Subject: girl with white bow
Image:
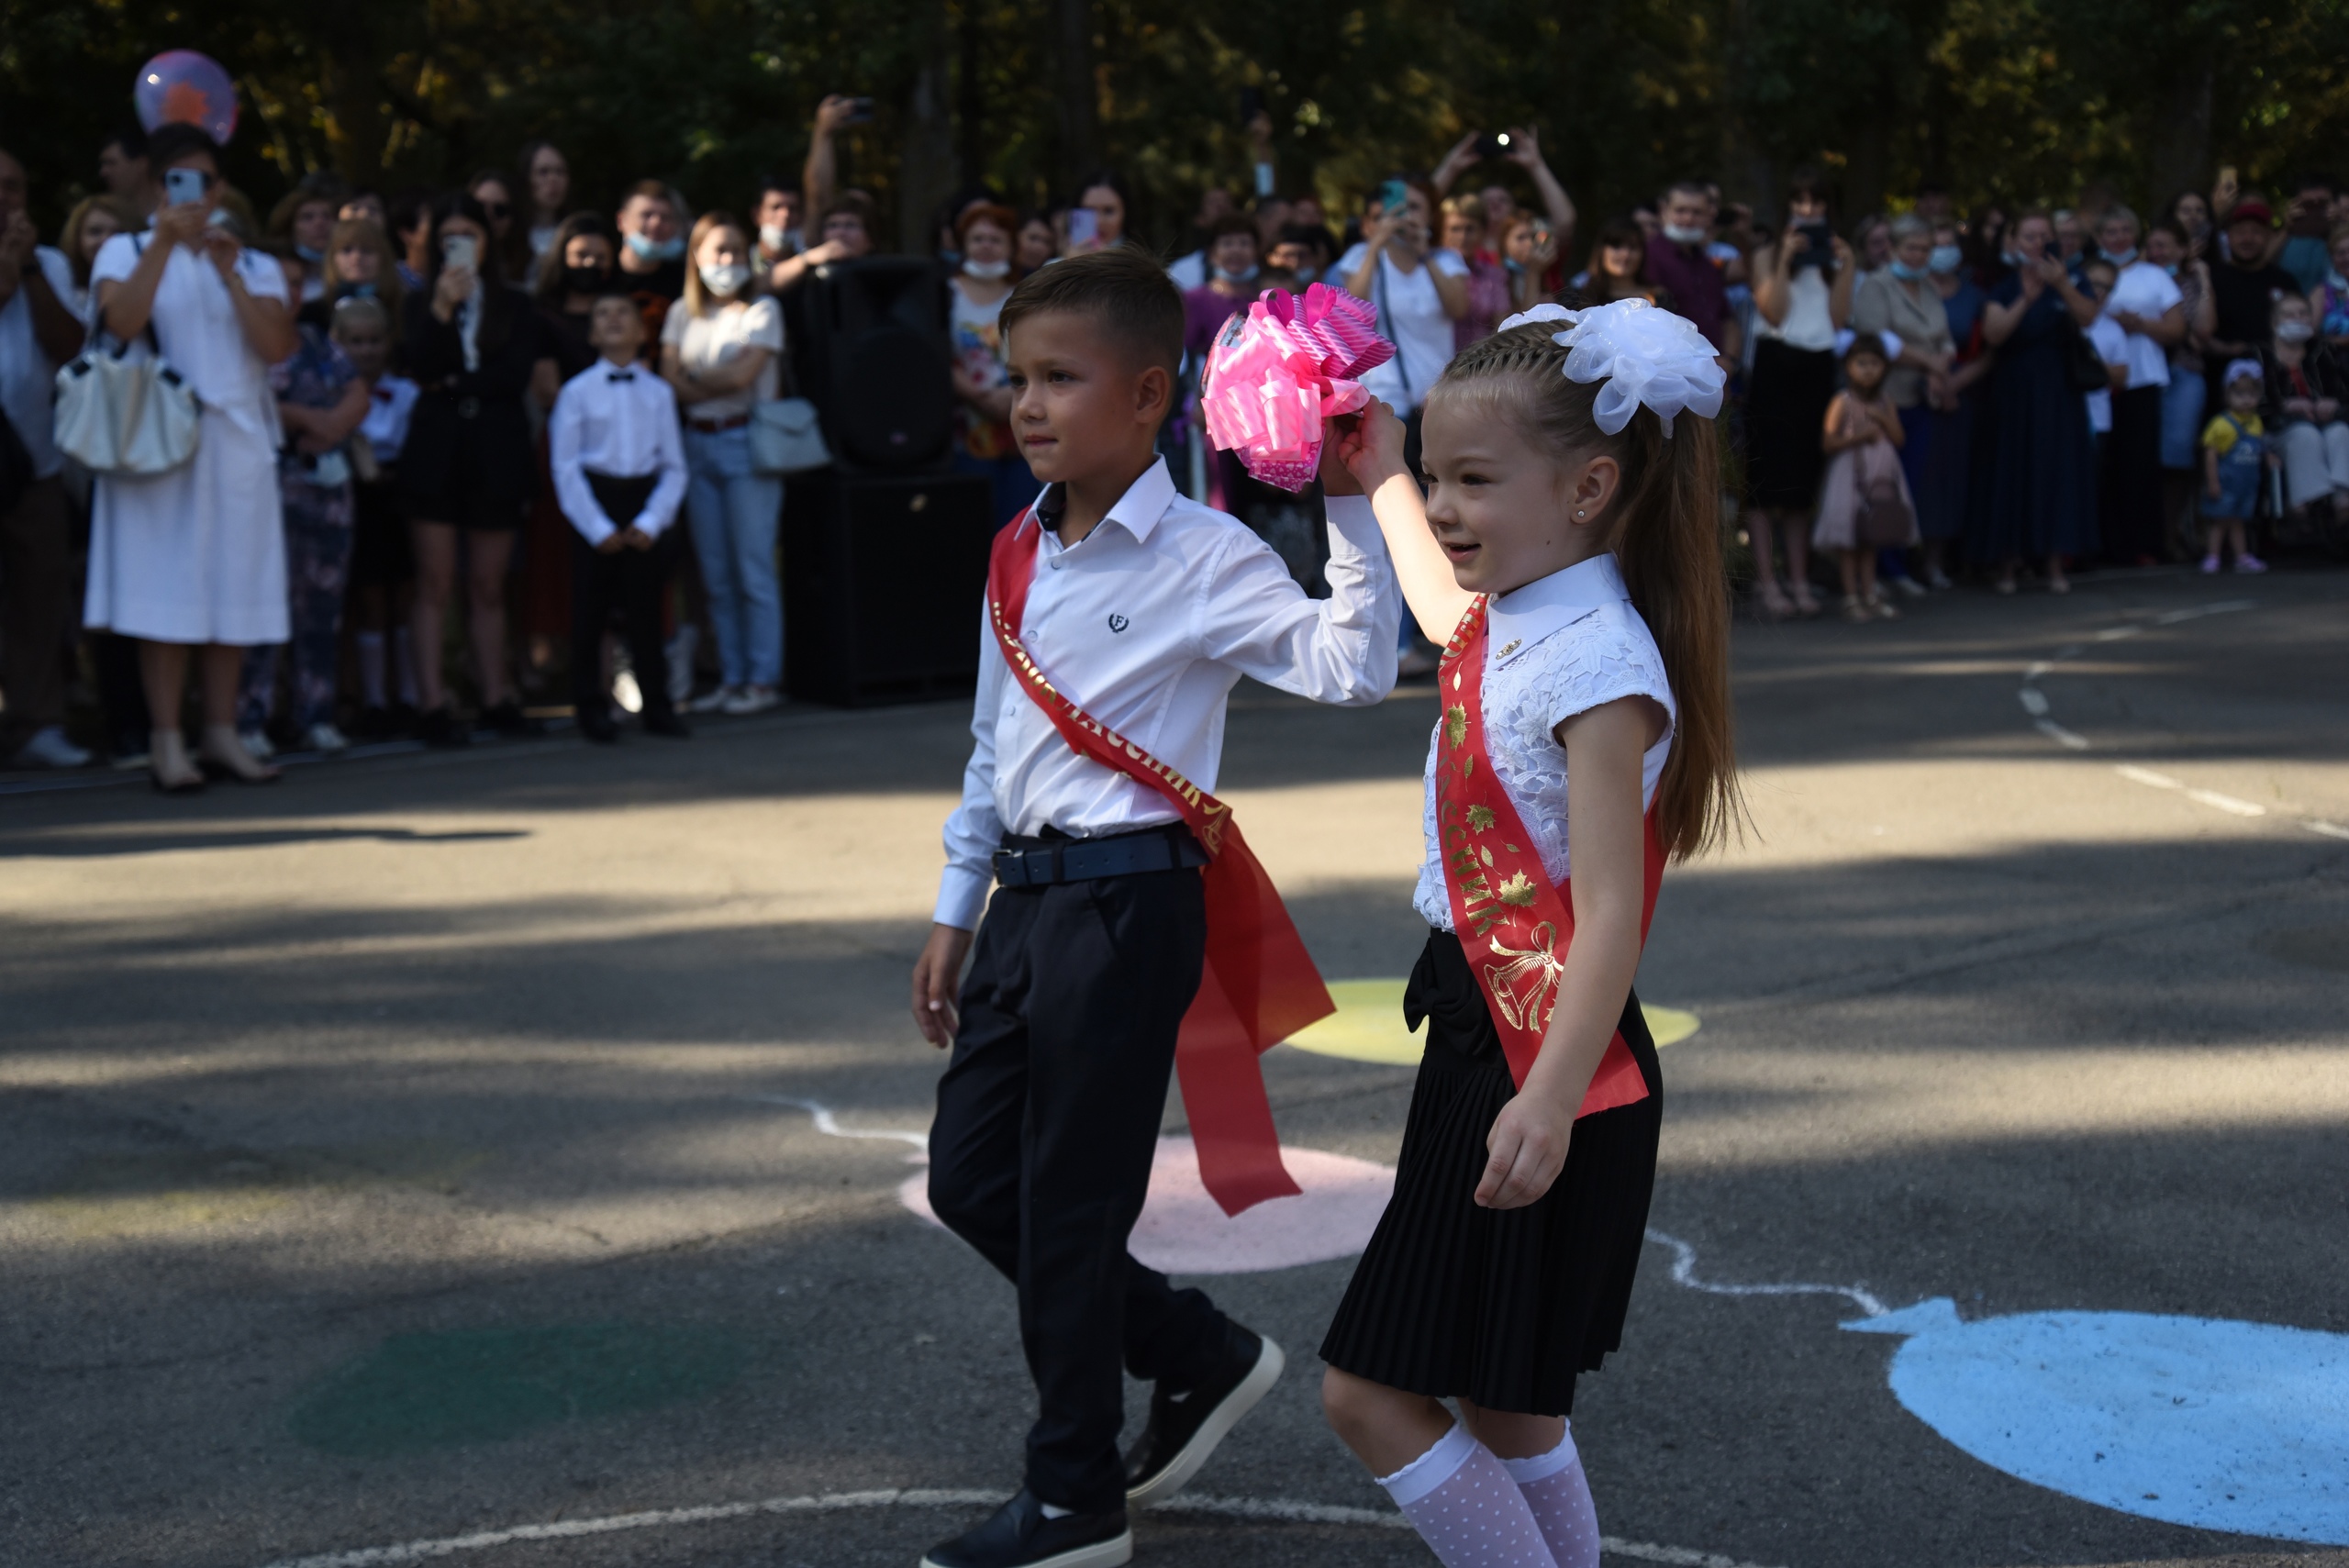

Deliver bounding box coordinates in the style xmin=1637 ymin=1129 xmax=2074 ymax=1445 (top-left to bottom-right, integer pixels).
xmin=1313 ymin=299 xmax=1742 ymax=1568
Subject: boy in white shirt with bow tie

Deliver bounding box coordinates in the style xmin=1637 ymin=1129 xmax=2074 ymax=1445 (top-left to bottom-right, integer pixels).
xmin=908 ymin=249 xmax=1401 ymax=1568
xmin=550 ymin=292 xmax=691 ymax=742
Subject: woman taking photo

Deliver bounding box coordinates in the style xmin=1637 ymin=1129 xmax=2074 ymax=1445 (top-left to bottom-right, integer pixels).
xmin=1062 ymin=171 xmax=1131 ymax=255
xmin=946 ymin=204 xmax=1033 ymax=528
xmin=1976 ymin=210 xmax=2100 ymax=594
xmin=1341 ymin=178 xmax=1469 ymax=455
xmin=662 ymin=212 xmax=785 ymax=716
xmin=518 ymin=140 xmax=571 ymax=284
xmin=1743 ymin=175 xmax=1856 ymax=617
xmin=84 ymin=122 xmax=298 ymax=791
xmin=400 ymin=192 xmax=558 ymax=743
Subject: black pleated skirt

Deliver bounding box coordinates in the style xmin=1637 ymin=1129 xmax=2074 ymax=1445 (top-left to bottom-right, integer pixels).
xmin=1319 ymin=929 xmax=1663 ymax=1416
xmin=1743 ymin=338 xmax=1839 ymax=509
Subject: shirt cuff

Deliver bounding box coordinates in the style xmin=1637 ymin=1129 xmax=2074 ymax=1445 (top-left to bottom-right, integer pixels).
xmin=933 ymin=863 xmax=993 ymax=930
xmin=1324 ymin=494 xmax=1383 ymax=561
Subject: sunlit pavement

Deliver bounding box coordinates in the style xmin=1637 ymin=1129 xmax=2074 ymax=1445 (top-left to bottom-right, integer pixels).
xmin=4 ymin=566 xmax=2345 ymax=1568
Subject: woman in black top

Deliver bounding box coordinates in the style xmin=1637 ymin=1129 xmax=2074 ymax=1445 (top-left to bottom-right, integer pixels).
xmin=402 ymin=191 xmax=557 ymax=743
xmin=529 ymin=211 xmax=618 ymax=381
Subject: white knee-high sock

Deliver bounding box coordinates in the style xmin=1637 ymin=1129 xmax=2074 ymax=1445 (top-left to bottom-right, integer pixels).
xmin=1500 ymin=1422 xmax=1599 ymax=1568
xmin=1377 ymin=1420 xmax=1559 ymax=1568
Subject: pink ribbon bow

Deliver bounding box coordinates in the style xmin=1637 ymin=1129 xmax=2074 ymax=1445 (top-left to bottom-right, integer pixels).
xmin=1199 ymin=284 xmax=1397 ymax=493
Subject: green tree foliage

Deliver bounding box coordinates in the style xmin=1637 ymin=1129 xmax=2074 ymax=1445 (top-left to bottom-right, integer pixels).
xmin=5 ymin=0 xmax=2347 ymax=251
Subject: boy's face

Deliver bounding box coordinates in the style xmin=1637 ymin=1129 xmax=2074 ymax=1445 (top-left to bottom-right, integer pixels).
xmin=2227 ymin=377 xmax=2262 ymax=413
xmin=1002 ymin=308 xmax=1169 ymax=484
xmin=335 ymin=320 xmax=388 ymax=380
xmin=589 ymin=296 xmax=645 ymax=357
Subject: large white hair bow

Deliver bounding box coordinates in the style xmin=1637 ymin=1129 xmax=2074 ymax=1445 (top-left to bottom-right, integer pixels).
xmin=1496 ymin=298 xmax=1726 ymax=437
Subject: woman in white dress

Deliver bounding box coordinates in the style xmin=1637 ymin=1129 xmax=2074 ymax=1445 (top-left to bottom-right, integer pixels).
xmin=86 ymin=123 xmax=297 ymax=791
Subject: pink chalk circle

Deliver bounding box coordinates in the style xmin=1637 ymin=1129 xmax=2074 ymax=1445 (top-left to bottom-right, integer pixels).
xmin=901 ymin=1136 xmax=1394 ymax=1275
xmin=135 ymin=51 xmax=239 ymax=143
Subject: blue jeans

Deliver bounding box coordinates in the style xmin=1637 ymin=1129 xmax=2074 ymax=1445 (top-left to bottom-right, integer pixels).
xmin=683 ymin=424 xmax=783 ymax=689
xmin=2160 ymin=372 xmax=2206 ymax=470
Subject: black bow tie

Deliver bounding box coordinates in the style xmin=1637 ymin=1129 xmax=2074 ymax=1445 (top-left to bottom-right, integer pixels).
xmin=607 ymin=370 xmax=636 ymax=383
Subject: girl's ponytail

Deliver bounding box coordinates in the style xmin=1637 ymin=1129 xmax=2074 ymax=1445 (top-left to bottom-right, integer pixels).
xmin=1434 ymin=321 xmax=1744 ymax=861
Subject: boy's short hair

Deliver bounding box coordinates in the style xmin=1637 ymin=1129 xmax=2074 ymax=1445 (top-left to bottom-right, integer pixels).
xmin=999 ymin=248 xmax=1183 ymax=379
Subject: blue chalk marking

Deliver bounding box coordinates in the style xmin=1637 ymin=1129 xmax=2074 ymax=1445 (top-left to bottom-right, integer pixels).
xmin=1844 ymin=1301 xmax=2349 ymax=1543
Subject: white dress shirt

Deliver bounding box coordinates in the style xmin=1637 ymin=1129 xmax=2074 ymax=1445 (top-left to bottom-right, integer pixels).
xmin=549 ymin=357 xmax=689 ymax=544
xmin=1410 ymin=553 xmax=1677 ymax=930
xmin=2104 ymin=260 xmax=2182 ymax=390
xmin=935 ymin=457 xmax=1401 ymax=929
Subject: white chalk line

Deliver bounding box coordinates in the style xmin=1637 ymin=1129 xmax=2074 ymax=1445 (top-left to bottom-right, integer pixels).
xmin=747 ymin=1094 xmax=928 ymax=1151
xmin=245 ymin=1485 xmax=1786 ymax=1568
xmin=1646 ymin=1229 xmax=1888 ymax=1319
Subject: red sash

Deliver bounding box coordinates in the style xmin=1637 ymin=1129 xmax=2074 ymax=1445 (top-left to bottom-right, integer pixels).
xmin=985 ymin=510 xmax=1332 ymax=1216
xmin=1435 ymin=595 xmax=1666 ymax=1112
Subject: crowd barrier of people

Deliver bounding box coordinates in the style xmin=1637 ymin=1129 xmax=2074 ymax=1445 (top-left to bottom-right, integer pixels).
xmin=1 ymin=101 xmax=2341 ymax=785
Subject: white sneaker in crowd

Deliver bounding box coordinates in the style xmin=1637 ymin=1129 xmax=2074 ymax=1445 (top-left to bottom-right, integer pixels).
xmin=665 ymin=624 xmax=699 ymax=707
xmin=239 ymin=728 xmax=276 ymax=761
xmin=12 ymin=726 xmax=92 ymax=769
xmin=691 ymin=684 xmax=740 ymax=714
xmin=721 ymin=684 xmax=781 ymax=716
xmin=611 ymin=670 xmax=644 ymax=715
xmin=305 ymin=722 xmax=350 ymax=754
xmin=1891 ymin=574 xmax=1927 ymax=597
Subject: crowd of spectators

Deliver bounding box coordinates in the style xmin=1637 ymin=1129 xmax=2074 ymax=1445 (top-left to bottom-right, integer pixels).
xmin=1 ymin=103 xmax=2342 ymax=785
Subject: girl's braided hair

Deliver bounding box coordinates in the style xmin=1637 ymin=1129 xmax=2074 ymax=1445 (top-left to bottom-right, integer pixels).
xmin=1430 ymin=321 xmax=1742 ymax=860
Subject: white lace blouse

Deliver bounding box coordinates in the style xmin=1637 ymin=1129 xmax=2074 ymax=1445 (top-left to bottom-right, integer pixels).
xmin=1413 ymin=553 xmax=1677 ymax=930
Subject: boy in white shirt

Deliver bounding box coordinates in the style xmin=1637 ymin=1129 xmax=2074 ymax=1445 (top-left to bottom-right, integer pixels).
xmin=549 ymin=293 xmax=690 ymax=742
xmin=908 ymin=249 xmax=1399 ymax=1568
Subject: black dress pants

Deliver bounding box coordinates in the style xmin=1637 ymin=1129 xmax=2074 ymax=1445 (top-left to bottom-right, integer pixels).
xmin=928 ymin=857 xmax=1230 ymax=1514
xmin=569 ymin=473 xmax=678 ymax=717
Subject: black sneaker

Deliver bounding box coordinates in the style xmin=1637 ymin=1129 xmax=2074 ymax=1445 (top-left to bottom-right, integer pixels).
xmin=918 ymin=1489 xmax=1130 ymax=1568
xmin=1122 ymin=1323 xmax=1285 ymax=1508
xmin=414 ymin=706 xmax=470 ymax=748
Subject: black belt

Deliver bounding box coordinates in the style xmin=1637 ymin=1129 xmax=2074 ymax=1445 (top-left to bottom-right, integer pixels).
xmin=993 ymin=825 xmax=1207 ymax=888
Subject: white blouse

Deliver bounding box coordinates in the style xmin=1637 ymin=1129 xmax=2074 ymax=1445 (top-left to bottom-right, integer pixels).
xmin=1413 ymin=553 xmax=1677 ymax=930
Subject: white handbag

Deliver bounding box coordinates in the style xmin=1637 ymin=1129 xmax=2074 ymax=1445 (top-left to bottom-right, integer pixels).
xmin=52 ymin=344 xmax=203 ymax=477
xmin=52 ymin=235 xmax=202 ymax=478
xmin=748 ymin=396 xmax=831 ymax=475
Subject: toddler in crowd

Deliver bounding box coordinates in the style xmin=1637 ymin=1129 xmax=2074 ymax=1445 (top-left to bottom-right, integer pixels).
xmin=550 ymin=292 xmax=692 ymax=740
xmin=1810 ymin=336 xmax=1915 ymax=620
xmin=2199 ymin=361 xmax=2271 ymax=573
xmin=330 ymin=295 xmax=424 ymax=737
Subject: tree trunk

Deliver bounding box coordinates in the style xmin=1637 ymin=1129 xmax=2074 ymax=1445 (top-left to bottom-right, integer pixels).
xmin=2148 ymin=62 xmax=2214 ymax=208
xmin=1055 ymin=0 xmax=1098 ymax=188
xmin=956 ymin=0 xmax=986 ymax=191
xmin=899 ymin=0 xmax=957 ymax=255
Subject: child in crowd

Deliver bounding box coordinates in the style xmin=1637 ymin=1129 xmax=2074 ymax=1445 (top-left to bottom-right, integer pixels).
xmin=331 ymin=295 xmax=424 ymax=738
xmin=2199 ymin=360 xmax=2271 ymax=573
xmin=549 ymin=293 xmax=692 ymax=740
xmin=1320 ymin=299 xmax=1739 ymax=1568
xmin=1810 ymin=335 xmax=1915 ymax=621
xmin=910 ymin=249 xmax=1400 ymax=1568
xmin=237 ymin=297 xmax=372 ymax=756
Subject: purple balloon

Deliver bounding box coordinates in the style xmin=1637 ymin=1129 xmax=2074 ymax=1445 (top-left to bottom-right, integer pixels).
xmin=134 ymin=50 xmax=239 ymax=144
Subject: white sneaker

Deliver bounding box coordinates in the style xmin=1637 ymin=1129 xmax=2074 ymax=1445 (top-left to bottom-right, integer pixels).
xmin=1891 ymin=573 xmax=1927 ymax=597
xmin=239 ymin=728 xmax=277 ymax=761
xmin=611 ymin=669 xmax=644 ymax=715
xmin=13 ymin=726 xmax=92 ymax=769
xmin=720 ymin=684 xmax=781 ymax=716
xmin=665 ymin=624 xmax=699 ymax=707
xmin=691 ymin=684 xmax=740 ymax=714
xmin=305 ymin=722 xmax=350 ymax=754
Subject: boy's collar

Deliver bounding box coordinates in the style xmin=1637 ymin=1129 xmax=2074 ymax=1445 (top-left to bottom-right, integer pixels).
xmin=1037 ymin=456 xmax=1175 ymax=546
xmin=597 ymin=352 xmax=640 ymax=373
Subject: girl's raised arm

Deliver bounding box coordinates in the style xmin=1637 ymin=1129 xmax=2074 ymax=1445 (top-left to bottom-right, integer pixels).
xmin=1324 ymin=405 xmax=1479 ymax=642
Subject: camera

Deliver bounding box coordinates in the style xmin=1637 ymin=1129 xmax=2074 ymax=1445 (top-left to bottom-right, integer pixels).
xmin=842 ymin=96 xmax=876 ymax=126
xmin=1787 ymin=220 xmax=1832 ymax=272
xmin=1475 ymin=132 xmax=1513 ymax=161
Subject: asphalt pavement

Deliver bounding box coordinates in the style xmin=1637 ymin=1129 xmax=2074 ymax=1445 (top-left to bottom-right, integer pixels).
xmin=3 ymin=564 xmax=2345 ymax=1568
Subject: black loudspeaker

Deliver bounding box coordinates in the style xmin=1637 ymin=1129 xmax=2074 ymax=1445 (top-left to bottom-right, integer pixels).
xmin=782 ymin=467 xmax=995 ymax=706
xmin=798 ymin=257 xmax=955 ymax=473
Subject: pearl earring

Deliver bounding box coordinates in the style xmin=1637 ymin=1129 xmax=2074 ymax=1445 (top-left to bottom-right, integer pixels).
xmin=1575 ymin=509 xmax=1586 ymax=517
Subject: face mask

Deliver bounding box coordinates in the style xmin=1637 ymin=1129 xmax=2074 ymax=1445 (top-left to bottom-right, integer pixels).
xmin=961 ymin=258 xmax=1010 ymax=280
xmin=1214 ymin=264 xmax=1261 ymax=284
xmin=295 ymin=244 xmax=325 ymax=264
xmin=562 ymin=264 xmax=611 ymax=295
xmin=1663 ymin=223 xmax=1707 ymax=246
xmin=1889 ymin=260 xmax=1926 ymax=282
xmin=759 ymin=224 xmax=791 ymax=255
xmin=2164 ymin=261 xmax=2181 ymax=278
xmin=2105 ymin=246 xmax=2138 ymax=267
xmin=698 ymin=260 xmax=751 ymax=296
xmin=2277 ymin=319 xmax=2315 ymax=342
xmin=1928 ymin=244 xmax=1963 ymax=274
xmin=626 ymin=232 xmax=685 ymax=263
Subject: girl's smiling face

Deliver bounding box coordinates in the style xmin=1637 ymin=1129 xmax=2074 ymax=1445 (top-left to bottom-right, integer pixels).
xmin=1418 ymin=387 xmax=1621 ymax=596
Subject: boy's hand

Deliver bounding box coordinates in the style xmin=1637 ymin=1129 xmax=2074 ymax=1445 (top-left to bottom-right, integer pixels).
xmin=596 ymin=531 xmax=628 ymax=554
xmin=911 ymin=923 xmax=975 ymax=1049
xmin=623 ymin=526 xmax=654 ymax=550
xmin=1476 ymin=1092 xmax=1573 ymax=1209
xmin=1318 ymin=417 xmax=1363 ymax=495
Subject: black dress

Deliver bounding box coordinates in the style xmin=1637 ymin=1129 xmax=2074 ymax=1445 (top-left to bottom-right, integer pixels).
xmin=1319 ymin=930 xmax=1663 ymax=1417
xmin=1972 ymin=278 xmax=2099 ymax=563
xmin=1744 ymin=337 xmax=1839 ymax=509
xmin=400 ymin=287 xmax=551 ymax=529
